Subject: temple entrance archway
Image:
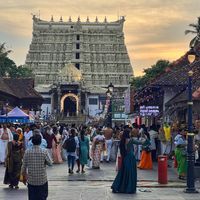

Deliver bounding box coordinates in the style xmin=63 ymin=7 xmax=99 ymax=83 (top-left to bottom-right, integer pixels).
xmin=60 ymin=93 xmax=79 ymax=116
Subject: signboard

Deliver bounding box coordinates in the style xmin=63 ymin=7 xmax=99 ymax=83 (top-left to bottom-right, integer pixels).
xmin=139 ymin=106 xmax=159 ymax=116
xmin=112 ymin=98 xmax=128 ymax=120
xmin=113 ymin=113 xmax=128 ymax=119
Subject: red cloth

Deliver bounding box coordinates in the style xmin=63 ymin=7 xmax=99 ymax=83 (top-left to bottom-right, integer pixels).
xmin=138 ymin=150 xmax=153 ymax=169
xmin=116 ymin=156 xmax=122 ymax=171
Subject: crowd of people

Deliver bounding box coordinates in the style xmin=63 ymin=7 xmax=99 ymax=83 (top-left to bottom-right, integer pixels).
xmin=0 ymin=122 xmax=200 ymax=197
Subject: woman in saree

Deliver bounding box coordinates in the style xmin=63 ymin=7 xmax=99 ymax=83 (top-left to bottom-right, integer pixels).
xmin=111 ymin=128 xmax=147 ymax=193
xmin=137 ymin=126 xmax=153 ymax=170
xmin=52 ymin=126 xmax=63 ymax=164
xmin=174 ymin=131 xmax=187 ymax=180
xmin=16 ymin=128 xmax=24 ymax=143
xmin=4 ymin=134 xmax=23 ymax=189
xmin=91 ymin=128 xmax=105 ymax=169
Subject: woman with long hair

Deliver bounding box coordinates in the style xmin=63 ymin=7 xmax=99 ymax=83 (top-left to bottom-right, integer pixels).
xmin=52 ymin=126 xmax=63 ymax=164
xmin=111 ymin=128 xmax=147 ymax=193
xmin=91 ymin=128 xmax=105 ymax=169
xmin=78 ymin=129 xmax=90 ymax=173
xmin=137 ymin=125 xmax=153 ymax=170
xmin=4 ymin=134 xmax=23 ymax=189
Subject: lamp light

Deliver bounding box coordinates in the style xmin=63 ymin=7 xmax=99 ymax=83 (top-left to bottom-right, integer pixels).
xmin=187 ymin=47 xmax=196 ymax=64
xmin=108 ymin=82 xmax=114 ymax=93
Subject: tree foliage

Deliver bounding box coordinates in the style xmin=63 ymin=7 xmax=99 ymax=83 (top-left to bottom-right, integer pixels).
xmin=0 ymin=43 xmax=33 ymax=78
xmin=185 ymin=17 xmax=200 ymax=48
xmin=130 ymin=60 xmax=170 ymax=89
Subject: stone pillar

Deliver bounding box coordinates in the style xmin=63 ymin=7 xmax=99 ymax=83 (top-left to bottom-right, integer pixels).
xmin=77 ymin=89 xmax=81 ymax=116
xmin=51 ymin=93 xmax=54 ymax=114
xmin=57 ymin=86 xmax=61 ymax=115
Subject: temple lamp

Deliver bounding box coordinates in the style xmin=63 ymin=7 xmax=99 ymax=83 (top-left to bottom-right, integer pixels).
xmin=106 ymin=83 xmax=114 ymax=127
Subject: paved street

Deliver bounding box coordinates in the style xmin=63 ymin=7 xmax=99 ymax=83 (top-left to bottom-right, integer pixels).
xmin=0 ymin=162 xmax=199 ymax=200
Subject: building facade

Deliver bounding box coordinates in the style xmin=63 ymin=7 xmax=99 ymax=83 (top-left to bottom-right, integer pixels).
xmin=25 ymin=15 xmax=133 ymax=122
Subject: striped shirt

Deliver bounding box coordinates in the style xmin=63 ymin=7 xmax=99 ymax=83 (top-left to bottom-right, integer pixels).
xmin=21 ymin=145 xmax=52 ymax=185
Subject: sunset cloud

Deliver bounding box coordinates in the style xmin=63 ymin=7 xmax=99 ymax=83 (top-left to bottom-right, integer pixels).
xmin=0 ymin=0 xmax=200 ymax=76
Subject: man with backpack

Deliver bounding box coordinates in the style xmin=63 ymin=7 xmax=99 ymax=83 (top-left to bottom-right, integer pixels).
xmin=63 ymin=128 xmax=79 ymax=174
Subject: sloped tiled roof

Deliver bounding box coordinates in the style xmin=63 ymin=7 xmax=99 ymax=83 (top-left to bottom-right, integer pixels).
xmin=0 ymin=78 xmax=43 ymax=99
xmin=152 ymin=45 xmax=200 ymax=87
xmin=133 ymin=45 xmax=200 ymax=108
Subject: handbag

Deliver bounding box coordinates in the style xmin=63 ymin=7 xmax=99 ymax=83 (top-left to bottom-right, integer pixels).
xmin=19 ymin=173 xmax=27 ymax=185
xmin=62 ymin=139 xmax=68 ymax=149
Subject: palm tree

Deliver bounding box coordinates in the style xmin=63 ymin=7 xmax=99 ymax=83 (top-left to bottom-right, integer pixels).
xmin=185 ymin=17 xmax=200 ymax=48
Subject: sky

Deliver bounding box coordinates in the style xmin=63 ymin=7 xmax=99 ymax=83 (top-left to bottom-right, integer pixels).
xmin=0 ymin=0 xmax=200 ymax=76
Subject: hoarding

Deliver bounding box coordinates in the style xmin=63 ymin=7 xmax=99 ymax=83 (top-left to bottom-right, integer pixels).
xmin=139 ymin=105 xmax=159 ymax=116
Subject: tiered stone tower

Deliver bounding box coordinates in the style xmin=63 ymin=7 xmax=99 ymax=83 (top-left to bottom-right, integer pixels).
xmin=25 ymin=15 xmax=133 ymax=92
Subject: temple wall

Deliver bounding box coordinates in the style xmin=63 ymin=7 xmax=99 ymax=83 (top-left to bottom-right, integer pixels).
xmin=25 ymin=16 xmax=133 ymax=91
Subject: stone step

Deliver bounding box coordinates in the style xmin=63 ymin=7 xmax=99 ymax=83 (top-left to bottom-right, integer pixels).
xmin=58 ymin=115 xmax=86 ymax=125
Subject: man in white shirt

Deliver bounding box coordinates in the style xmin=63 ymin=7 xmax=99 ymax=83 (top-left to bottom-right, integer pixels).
xmin=24 ymin=126 xmax=33 ymax=150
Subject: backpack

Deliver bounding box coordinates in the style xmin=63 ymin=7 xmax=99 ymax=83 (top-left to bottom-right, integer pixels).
xmin=63 ymin=137 xmax=76 ymax=152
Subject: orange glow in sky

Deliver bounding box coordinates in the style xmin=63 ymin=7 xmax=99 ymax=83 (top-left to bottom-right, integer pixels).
xmin=0 ymin=0 xmax=200 ymax=76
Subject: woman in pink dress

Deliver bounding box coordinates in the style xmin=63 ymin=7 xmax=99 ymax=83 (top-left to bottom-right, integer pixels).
xmin=52 ymin=126 xmax=63 ymax=164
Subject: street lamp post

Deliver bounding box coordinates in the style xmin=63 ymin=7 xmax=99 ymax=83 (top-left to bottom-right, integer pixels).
xmin=5 ymin=102 xmax=9 ymax=123
xmin=185 ymin=47 xmax=198 ymax=193
xmin=106 ymin=83 xmax=114 ymax=127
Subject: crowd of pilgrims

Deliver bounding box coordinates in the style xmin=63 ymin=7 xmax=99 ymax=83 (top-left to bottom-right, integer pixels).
xmin=0 ymin=122 xmax=200 ymax=193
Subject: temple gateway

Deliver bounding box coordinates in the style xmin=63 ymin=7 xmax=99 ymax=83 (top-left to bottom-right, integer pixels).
xmin=25 ymin=15 xmax=133 ymax=123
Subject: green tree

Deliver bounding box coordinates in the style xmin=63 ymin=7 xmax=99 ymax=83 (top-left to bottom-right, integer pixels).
xmin=14 ymin=65 xmax=33 ymax=78
xmin=131 ymin=60 xmax=170 ymax=89
xmin=0 ymin=43 xmax=33 ymax=78
xmin=185 ymin=17 xmax=200 ymax=48
xmin=0 ymin=43 xmax=12 ymax=76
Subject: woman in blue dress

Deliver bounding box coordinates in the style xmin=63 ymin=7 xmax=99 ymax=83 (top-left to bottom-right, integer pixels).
xmin=111 ymin=128 xmax=146 ymax=193
xmin=79 ymin=130 xmax=90 ymax=173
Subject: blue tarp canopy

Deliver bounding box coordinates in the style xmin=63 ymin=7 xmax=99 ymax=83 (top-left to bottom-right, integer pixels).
xmin=0 ymin=106 xmax=30 ymax=123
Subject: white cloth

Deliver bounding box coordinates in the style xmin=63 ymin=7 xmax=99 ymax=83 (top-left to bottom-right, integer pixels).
xmin=0 ymin=128 xmax=13 ymax=163
xmin=101 ymin=139 xmax=112 ymax=161
xmin=149 ymin=130 xmax=158 ymax=150
xmin=174 ymin=134 xmax=186 ymax=146
xmin=47 ymin=148 xmax=53 ymax=161
xmin=24 ymin=130 xmax=33 ymax=150
xmin=195 ymin=133 xmax=200 ymax=141
xmin=94 ymin=135 xmax=105 ymax=141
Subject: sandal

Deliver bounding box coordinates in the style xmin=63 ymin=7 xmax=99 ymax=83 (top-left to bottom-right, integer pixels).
xmin=179 ymin=176 xmax=186 ymax=180
xmin=9 ymin=185 xmax=13 ymax=189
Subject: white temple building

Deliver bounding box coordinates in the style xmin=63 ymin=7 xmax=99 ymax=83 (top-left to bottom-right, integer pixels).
xmin=25 ymin=15 xmax=133 ymax=123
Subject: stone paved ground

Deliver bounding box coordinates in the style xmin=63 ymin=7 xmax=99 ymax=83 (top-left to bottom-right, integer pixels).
xmin=0 ymin=162 xmax=199 ymax=200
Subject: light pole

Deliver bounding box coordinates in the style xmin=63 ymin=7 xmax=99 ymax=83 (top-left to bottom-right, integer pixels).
xmin=185 ymin=47 xmax=198 ymax=193
xmin=5 ymin=102 xmax=9 ymax=123
xmin=106 ymin=83 xmax=114 ymax=127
